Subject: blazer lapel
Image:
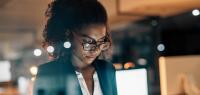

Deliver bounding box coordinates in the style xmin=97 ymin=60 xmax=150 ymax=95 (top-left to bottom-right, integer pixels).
xmin=93 ymin=60 xmax=112 ymax=95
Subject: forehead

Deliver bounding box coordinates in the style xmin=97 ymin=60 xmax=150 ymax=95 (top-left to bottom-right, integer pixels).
xmin=78 ymin=24 xmax=107 ymax=40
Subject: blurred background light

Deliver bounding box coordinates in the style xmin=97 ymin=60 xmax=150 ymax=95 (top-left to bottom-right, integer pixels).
xmin=124 ymin=62 xmax=135 ymax=69
xmin=157 ymin=44 xmax=165 ymax=52
xmin=113 ymin=63 xmax=123 ymax=70
xmin=138 ymin=58 xmax=147 ymax=66
xmin=30 ymin=66 xmax=38 ymax=75
xmin=64 ymin=41 xmax=71 ymax=48
xmin=31 ymin=77 xmax=36 ymax=81
xmin=47 ymin=46 xmax=54 ymax=53
xmin=0 ymin=61 xmax=11 ymax=82
xmin=33 ymin=49 xmax=42 ymax=56
xmin=18 ymin=77 xmax=29 ymax=95
xmin=0 ymin=88 xmax=5 ymax=94
xmin=192 ymin=9 xmax=200 ymax=16
xmin=151 ymin=20 xmax=158 ymax=26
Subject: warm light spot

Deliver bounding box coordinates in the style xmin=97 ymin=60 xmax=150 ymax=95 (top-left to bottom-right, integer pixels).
xmin=124 ymin=62 xmax=135 ymax=69
xmin=30 ymin=66 xmax=38 ymax=75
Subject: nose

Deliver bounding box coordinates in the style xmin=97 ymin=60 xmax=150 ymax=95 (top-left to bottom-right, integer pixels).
xmin=89 ymin=48 xmax=101 ymax=55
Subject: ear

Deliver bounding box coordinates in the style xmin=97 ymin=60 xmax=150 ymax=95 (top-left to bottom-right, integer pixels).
xmin=65 ymin=29 xmax=73 ymax=41
xmin=65 ymin=29 xmax=71 ymax=36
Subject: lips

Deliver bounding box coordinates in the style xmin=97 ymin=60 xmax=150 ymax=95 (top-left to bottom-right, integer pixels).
xmin=85 ymin=56 xmax=96 ymax=59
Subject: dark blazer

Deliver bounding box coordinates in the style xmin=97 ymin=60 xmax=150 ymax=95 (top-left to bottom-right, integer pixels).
xmin=33 ymin=56 xmax=118 ymax=95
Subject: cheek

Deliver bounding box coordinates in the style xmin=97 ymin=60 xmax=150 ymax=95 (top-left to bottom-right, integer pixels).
xmin=72 ymin=41 xmax=84 ymax=55
xmin=72 ymin=39 xmax=82 ymax=50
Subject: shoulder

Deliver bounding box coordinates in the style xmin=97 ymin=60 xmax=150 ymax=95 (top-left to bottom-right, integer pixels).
xmin=37 ymin=58 xmax=74 ymax=76
xmin=38 ymin=59 xmax=60 ymax=72
xmin=38 ymin=60 xmax=57 ymax=69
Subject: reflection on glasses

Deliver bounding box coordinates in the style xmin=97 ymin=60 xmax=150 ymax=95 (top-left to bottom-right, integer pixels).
xmin=72 ymin=32 xmax=111 ymax=51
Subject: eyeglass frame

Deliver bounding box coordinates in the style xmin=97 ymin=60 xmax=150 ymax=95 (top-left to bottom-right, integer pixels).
xmin=71 ymin=31 xmax=111 ymax=51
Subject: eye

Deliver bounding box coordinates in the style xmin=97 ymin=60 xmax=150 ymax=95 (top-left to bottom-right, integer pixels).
xmin=99 ymin=36 xmax=109 ymax=42
xmin=82 ymin=38 xmax=94 ymax=44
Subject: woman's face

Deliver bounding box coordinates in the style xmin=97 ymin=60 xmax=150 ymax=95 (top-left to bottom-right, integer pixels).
xmin=72 ymin=24 xmax=108 ymax=65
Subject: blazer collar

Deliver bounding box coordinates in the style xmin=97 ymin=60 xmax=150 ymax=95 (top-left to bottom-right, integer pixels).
xmin=93 ymin=60 xmax=112 ymax=95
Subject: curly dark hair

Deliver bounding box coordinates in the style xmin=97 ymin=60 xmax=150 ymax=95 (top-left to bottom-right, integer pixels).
xmin=42 ymin=0 xmax=109 ymax=58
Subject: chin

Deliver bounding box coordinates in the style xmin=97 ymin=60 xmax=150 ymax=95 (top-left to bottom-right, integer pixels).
xmin=84 ymin=58 xmax=96 ymax=65
xmin=85 ymin=60 xmax=94 ymax=64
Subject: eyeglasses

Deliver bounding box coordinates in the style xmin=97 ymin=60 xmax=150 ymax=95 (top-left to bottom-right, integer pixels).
xmin=72 ymin=32 xmax=111 ymax=51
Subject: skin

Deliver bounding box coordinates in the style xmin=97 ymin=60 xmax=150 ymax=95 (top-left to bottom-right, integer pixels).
xmin=71 ymin=24 xmax=107 ymax=95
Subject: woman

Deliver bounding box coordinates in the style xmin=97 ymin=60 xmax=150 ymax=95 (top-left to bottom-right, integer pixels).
xmin=33 ymin=0 xmax=118 ymax=95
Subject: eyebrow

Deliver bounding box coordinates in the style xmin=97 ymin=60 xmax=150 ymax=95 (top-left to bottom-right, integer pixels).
xmin=79 ymin=34 xmax=107 ymax=41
